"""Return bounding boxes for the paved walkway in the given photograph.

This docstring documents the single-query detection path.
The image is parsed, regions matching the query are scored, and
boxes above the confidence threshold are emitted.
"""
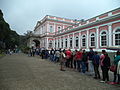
[0,53,119,90]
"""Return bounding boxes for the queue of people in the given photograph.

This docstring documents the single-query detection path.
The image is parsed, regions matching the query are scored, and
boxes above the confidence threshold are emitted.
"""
[28,47,120,85]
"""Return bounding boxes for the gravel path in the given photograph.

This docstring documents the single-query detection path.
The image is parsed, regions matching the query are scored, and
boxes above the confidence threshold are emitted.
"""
[0,53,119,90]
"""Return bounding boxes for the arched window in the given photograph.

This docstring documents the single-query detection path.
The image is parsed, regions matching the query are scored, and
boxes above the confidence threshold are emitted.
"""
[90,33,95,46]
[75,36,79,47]
[115,29,120,45]
[82,35,86,47]
[100,31,107,46]
[70,37,73,47]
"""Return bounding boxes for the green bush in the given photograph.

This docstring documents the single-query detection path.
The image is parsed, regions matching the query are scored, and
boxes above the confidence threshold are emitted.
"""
[0,49,5,54]
[20,46,30,54]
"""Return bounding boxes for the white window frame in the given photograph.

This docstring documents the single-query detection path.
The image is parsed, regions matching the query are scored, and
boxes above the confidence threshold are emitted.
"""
[90,33,96,47]
[113,27,120,46]
[65,38,68,48]
[82,34,86,47]
[75,36,79,47]
[70,37,73,48]
[100,30,108,47]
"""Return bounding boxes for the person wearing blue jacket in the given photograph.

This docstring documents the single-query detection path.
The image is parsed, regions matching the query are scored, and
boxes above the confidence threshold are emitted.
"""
[93,51,100,79]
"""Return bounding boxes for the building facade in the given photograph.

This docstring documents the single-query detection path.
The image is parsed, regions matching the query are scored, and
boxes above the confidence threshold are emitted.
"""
[28,7,120,51]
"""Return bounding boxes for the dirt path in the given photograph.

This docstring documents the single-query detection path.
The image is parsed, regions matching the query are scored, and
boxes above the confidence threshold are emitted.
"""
[0,53,119,90]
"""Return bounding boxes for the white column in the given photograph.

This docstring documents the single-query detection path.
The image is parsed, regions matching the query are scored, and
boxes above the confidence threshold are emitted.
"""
[46,37,48,49]
[79,32,81,49]
[53,39,55,49]
[67,35,70,49]
[59,37,61,49]
[72,34,75,49]
[108,24,112,47]
[96,27,99,49]
[86,30,89,49]
[56,39,58,49]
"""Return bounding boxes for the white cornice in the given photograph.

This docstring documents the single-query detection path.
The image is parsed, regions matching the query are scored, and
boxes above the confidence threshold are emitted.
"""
[55,14,120,37]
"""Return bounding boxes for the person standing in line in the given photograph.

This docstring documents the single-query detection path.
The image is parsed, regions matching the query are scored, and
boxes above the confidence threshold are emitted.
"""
[60,50,66,71]
[93,51,100,79]
[87,48,95,75]
[75,49,83,72]
[100,53,111,83]
[113,50,120,84]
[41,49,45,59]
[50,48,55,61]
[54,50,60,62]
[70,50,73,68]
[73,50,77,69]
[81,50,88,73]
[117,60,120,84]
[30,48,33,56]
[100,50,106,82]
[65,49,72,68]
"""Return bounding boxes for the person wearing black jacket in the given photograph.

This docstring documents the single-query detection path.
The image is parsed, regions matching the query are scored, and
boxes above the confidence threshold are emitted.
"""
[100,53,111,83]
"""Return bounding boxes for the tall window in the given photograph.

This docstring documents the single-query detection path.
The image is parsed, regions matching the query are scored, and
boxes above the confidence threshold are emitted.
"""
[49,41,52,48]
[82,35,86,47]
[61,39,63,48]
[100,31,107,46]
[90,33,95,46]
[58,40,60,48]
[65,38,67,47]
[55,40,57,48]
[50,26,53,33]
[75,36,79,47]
[115,29,120,45]
[70,38,73,47]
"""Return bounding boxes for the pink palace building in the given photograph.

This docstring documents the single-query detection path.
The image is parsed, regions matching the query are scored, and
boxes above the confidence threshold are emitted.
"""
[27,7,120,51]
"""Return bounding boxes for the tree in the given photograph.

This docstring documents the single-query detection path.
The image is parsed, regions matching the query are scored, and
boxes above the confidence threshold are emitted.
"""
[0,9,20,50]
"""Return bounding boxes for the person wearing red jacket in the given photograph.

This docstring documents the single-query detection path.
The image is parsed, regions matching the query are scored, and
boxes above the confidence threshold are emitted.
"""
[65,49,72,67]
[75,49,83,72]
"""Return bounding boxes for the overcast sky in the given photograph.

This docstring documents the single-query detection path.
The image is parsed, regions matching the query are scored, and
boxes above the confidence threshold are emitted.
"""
[0,0,120,35]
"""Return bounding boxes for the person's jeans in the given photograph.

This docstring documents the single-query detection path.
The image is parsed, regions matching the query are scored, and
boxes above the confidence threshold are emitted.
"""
[50,55,54,61]
[88,60,94,72]
[113,67,117,82]
[74,60,77,69]
[77,60,82,72]
[101,66,109,81]
[81,62,86,73]
[54,56,59,62]
[65,59,70,67]
[93,64,100,78]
